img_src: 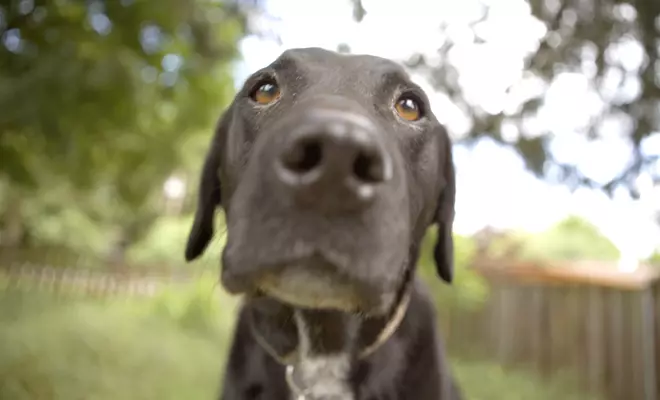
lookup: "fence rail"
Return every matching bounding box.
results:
[0,264,195,298]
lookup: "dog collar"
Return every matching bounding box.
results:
[286,291,411,400]
[357,288,411,358]
[249,288,412,365]
[249,288,411,400]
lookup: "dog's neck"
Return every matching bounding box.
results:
[286,308,360,399]
[246,287,412,399]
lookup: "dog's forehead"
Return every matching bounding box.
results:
[274,47,402,71]
[266,47,413,92]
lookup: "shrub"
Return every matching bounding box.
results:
[417,229,489,313]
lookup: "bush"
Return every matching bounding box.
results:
[127,214,222,267]
[417,229,489,313]
[149,274,239,336]
[486,216,620,263]
[127,214,227,271]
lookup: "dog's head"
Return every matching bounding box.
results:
[185,47,455,317]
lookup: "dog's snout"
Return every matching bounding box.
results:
[280,126,387,183]
[279,134,324,176]
[275,111,392,211]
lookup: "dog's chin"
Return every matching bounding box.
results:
[226,256,398,317]
[257,265,364,312]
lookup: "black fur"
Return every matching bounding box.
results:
[186,48,461,399]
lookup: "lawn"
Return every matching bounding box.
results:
[0,279,599,400]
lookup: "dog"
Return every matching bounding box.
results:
[185,47,462,400]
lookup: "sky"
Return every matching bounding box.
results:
[231,0,660,261]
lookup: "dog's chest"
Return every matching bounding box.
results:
[284,309,357,400]
[285,358,354,400]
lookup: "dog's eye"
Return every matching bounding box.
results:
[395,96,422,121]
[250,80,281,105]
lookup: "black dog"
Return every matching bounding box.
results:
[185,47,462,400]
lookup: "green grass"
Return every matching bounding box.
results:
[0,279,239,400]
[0,280,601,400]
[452,359,601,400]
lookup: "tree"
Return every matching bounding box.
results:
[523,215,621,261]
[647,250,660,266]
[0,0,246,258]
[476,216,620,262]
[350,0,659,198]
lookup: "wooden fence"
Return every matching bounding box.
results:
[0,246,204,298]
[440,260,660,400]
[0,264,195,298]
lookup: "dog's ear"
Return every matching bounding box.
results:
[185,109,231,261]
[433,134,456,283]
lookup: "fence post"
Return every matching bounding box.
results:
[496,284,516,366]
[587,285,605,395]
[530,285,544,375]
[655,279,660,397]
[608,290,625,399]
[640,286,657,400]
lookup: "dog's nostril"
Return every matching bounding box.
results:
[282,139,323,173]
[353,151,384,183]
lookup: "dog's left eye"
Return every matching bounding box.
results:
[250,80,281,105]
[394,95,423,121]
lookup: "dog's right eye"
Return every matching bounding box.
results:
[394,95,423,122]
[250,80,281,105]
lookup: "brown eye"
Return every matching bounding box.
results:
[395,96,422,121]
[250,80,281,105]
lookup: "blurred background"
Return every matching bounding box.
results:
[0,0,659,399]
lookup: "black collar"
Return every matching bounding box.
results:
[248,289,411,365]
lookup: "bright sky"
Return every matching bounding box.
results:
[232,0,660,260]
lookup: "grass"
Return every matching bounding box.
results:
[0,278,239,400]
[452,359,601,400]
[0,279,601,400]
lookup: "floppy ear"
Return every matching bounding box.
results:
[184,110,231,261]
[433,135,456,283]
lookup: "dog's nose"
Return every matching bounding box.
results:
[275,110,392,211]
